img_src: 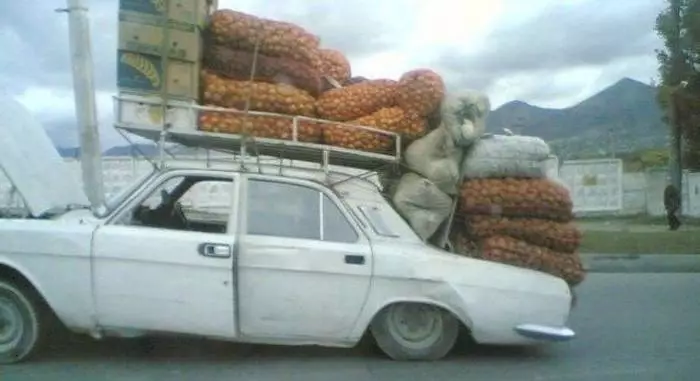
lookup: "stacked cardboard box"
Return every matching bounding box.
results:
[117,0,217,99]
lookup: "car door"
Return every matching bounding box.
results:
[237,175,373,341]
[91,170,240,338]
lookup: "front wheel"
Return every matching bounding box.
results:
[0,280,45,364]
[370,303,459,361]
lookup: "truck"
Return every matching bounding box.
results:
[0,1,576,364]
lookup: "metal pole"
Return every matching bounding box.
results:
[668,0,684,210]
[668,89,683,193]
[59,0,106,215]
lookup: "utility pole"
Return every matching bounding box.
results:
[57,0,106,215]
[668,0,684,203]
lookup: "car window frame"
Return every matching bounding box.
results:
[320,192,360,243]
[242,175,363,244]
[105,170,239,235]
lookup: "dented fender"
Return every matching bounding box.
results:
[349,277,475,341]
[347,241,572,345]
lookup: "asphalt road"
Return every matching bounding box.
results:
[5,273,700,381]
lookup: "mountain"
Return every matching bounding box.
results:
[57,147,80,158]
[56,144,204,158]
[103,144,160,157]
[486,78,671,159]
[56,144,159,158]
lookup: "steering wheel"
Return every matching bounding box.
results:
[171,201,190,229]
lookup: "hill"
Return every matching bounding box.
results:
[486,78,671,159]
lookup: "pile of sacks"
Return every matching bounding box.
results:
[390,92,585,286]
[197,8,444,151]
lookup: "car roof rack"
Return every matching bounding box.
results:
[112,93,403,187]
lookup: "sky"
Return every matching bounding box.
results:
[0,0,667,149]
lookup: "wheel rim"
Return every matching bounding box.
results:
[386,304,444,350]
[0,296,24,353]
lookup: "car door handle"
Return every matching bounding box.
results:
[345,255,365,265]
[198,243,232,258]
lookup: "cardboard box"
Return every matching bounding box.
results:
[118,18,201,62]
[115,92,199,131]
[117,50,200,100]
[118,0,217,28]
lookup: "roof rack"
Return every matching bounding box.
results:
[113,94,403,173]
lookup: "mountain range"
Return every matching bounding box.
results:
[54,77,670,159]
[485,77,670,159]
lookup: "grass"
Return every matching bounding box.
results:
[579,229,700,254]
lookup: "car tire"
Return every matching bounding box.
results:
[370,303,459,361]
[0,279,46,364]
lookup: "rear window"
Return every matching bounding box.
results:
[357,205,398,237]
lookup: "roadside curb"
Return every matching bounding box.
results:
[580,254,700,273]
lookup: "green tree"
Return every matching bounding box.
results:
[655,0,700,172]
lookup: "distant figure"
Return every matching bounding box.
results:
[664,184,681,231]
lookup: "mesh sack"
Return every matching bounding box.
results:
[466,215,582,253]
[203,44,322,96]
[459,178,574,222]
[480,236,586,286]
[462,135,551,179]
[199,110,322,143]
[208,9,322,68]
[201,70,316,116]
[323,107,426,153]
[316,79,398,121]
[318,48,351,84]
[395,69,446,117]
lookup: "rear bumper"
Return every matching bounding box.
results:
[514,324,575,342]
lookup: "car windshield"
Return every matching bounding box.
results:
[104,168,156,213]
[357,205,399,237]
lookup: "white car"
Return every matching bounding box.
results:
[0,101,575,365]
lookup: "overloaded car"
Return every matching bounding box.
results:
[0,98,575,364]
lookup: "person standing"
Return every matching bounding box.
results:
[664,184,682,230]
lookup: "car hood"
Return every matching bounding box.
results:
[0,93,89,217]
[374,241,570,297]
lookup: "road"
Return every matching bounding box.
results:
[5,274,700,381]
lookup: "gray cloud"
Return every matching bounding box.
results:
[0,0,667,146]
[0,0,399,96]
[436,0,666,94]
[0,0,117,95]
[224,0,402,59]
[42,113,127,149]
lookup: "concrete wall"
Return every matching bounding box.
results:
[2,156,700,217]
[556,159,700,217]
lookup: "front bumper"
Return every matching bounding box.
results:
[514,324,575,342]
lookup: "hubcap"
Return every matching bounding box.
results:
[387,304,443,349]
[0,296,23,351]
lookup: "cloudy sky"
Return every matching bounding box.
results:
[0,0,666,149]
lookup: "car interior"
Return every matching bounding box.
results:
[131,176,230,234]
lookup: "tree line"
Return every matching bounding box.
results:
[656,0,700,171]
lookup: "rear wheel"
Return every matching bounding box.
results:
[0,280,45,364]
[370,303,459,361]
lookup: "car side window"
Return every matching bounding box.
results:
[322,194,359,243]
[117,175,234,234]
[246,179,359,242]
[247,179,320,240]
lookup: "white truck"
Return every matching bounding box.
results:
[0,94,576,364]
